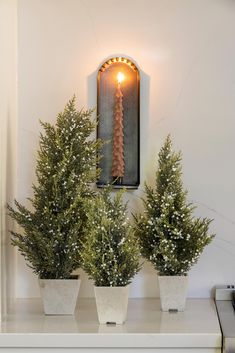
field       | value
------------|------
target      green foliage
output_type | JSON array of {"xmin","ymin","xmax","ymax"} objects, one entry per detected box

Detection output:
[
  {"xmin": 8, "ymin": 97, "xmax": 103, "ymax": 279},
  {"xmin": 134, "ymin": 135, "xmax": 214, "ymax": 276},
  {"xmin": 81, "ymin": 188, "xmax": 141, "ymax": 286}
]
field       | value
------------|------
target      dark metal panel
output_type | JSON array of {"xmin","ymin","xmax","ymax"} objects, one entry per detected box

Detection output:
[{"xmin": 97, "ymin": 58, "xmax": 140, "ymax": 188}]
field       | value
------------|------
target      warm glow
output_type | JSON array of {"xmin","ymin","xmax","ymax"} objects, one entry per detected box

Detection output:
[{"xmin": 117, "ymin": 72, "xmax": 124, "ymax": 84}]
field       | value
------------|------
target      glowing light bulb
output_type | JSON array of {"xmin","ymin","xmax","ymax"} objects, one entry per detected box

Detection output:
[{"xmin": 117, "ymin": 72, "xmax": 124, "ymax": 84}]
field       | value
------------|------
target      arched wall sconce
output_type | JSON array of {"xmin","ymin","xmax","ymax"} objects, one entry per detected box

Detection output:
[{"xmin": 97, "ymin": 56, "xmax": 140, "ymax": 188}]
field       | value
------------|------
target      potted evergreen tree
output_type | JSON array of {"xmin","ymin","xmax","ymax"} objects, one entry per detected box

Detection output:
[
  {"xmin": 8, "ymin": 97, "xmax": 103, "ymax": 315},
  {"xmin": 134, "ymin": 135, "xmax": 214, "ymax": 311},
  {"xmin": 81, "ymin": 188, "xmax": 141, "ymax": 324}
]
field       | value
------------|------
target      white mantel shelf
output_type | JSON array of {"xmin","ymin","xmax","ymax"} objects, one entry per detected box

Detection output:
[{"xmin": 0, "ymin": 298, "xmax": 221, "ymax": 352}]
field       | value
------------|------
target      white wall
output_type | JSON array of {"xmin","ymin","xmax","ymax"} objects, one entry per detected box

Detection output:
[
  {"xmin": 16, "ymin": 0, "xmax": 235, "ymax": 298},
  {"xmin": 0, "ymin": 0, "xmax": 18, "ymax": 312}
]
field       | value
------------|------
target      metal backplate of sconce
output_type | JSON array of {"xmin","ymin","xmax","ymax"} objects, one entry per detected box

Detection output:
[{"xmin": 97, "ymin": 57, "xmax": 140, "ymax": 189}]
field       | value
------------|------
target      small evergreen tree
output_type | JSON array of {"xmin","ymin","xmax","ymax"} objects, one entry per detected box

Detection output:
[
  {"xmin": 81, "ymin": 188, "xmax": 141, "ymax": 286},
  {"xmin": 134, "ymin": 135, "xmax": 214, "ymax": 276},
  {"xmin": 8, "ymin": 97, "xmax": 103, "ymax": 279}
]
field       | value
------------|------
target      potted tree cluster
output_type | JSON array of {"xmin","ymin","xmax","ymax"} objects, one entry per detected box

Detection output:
[
  {"xmin": 81, "ymin": 188, "xmax": 141, "ymax": 324},
  {"xmin": 8, "ymin": 97, "xmax": 103, "ymax": 315},
  {"xmin": 134, "ymin": 135, "xmax": 214, "ymax": 312}
]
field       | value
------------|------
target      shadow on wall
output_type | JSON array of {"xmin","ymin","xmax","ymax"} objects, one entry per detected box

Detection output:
[
  {"xmin": 5, "ymin": 107, "xmax": 17, "ymax": 313},
  {"xmin": 129, "ymin": 261, "xmax": 159, "ymax": 298}
]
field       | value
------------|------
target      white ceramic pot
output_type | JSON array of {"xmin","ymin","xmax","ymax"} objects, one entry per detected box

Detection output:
[
  {"xmin": 38, "ymin": 277, "xmax": 80, "ymax": 315},
  {"xmin": 158, "ymin": 275, "xmax": 188, "ymax": 312},
  {"xmin": 94, "ymin": 286, "xmax": 129, "ymax": 324}
]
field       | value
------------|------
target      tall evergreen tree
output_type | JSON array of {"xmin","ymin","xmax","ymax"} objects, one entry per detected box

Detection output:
[
  {"xmin": 134, "ymin": 135, "xmax": 214, "ymax": 276},
  {"xmin": 8, "ymin": 97, "xmax": 103, "ymax": 279}
]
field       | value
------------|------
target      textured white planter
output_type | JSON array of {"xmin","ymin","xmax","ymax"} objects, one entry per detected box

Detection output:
[
  {"xmin": 94, "ymin": 286, "xmax": 129, "ymax": 324},
  {"xmin": 158, "ymin": 275, "xmax": 188, "ymax": 312},
  {"xmin": 39, "ymin": 277, "xmax": 80, "ymax": 315}
]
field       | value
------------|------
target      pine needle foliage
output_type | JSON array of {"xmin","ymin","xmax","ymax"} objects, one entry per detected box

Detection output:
[
  {"xmin": 81, "ymin": 188, "xmax": 141, "ymax": 286},
  {"xmin": 8, "ymin": 97, "xmax": 103, "ymax": 279},
  {"xmin": 134, "ymin": 135, "xmax": 214, "ymax": 276}
]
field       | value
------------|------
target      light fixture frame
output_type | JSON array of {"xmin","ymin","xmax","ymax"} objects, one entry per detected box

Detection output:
[{"xmin": 97, "ymin": 56, "xmax": 140, "ymax": 189}]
